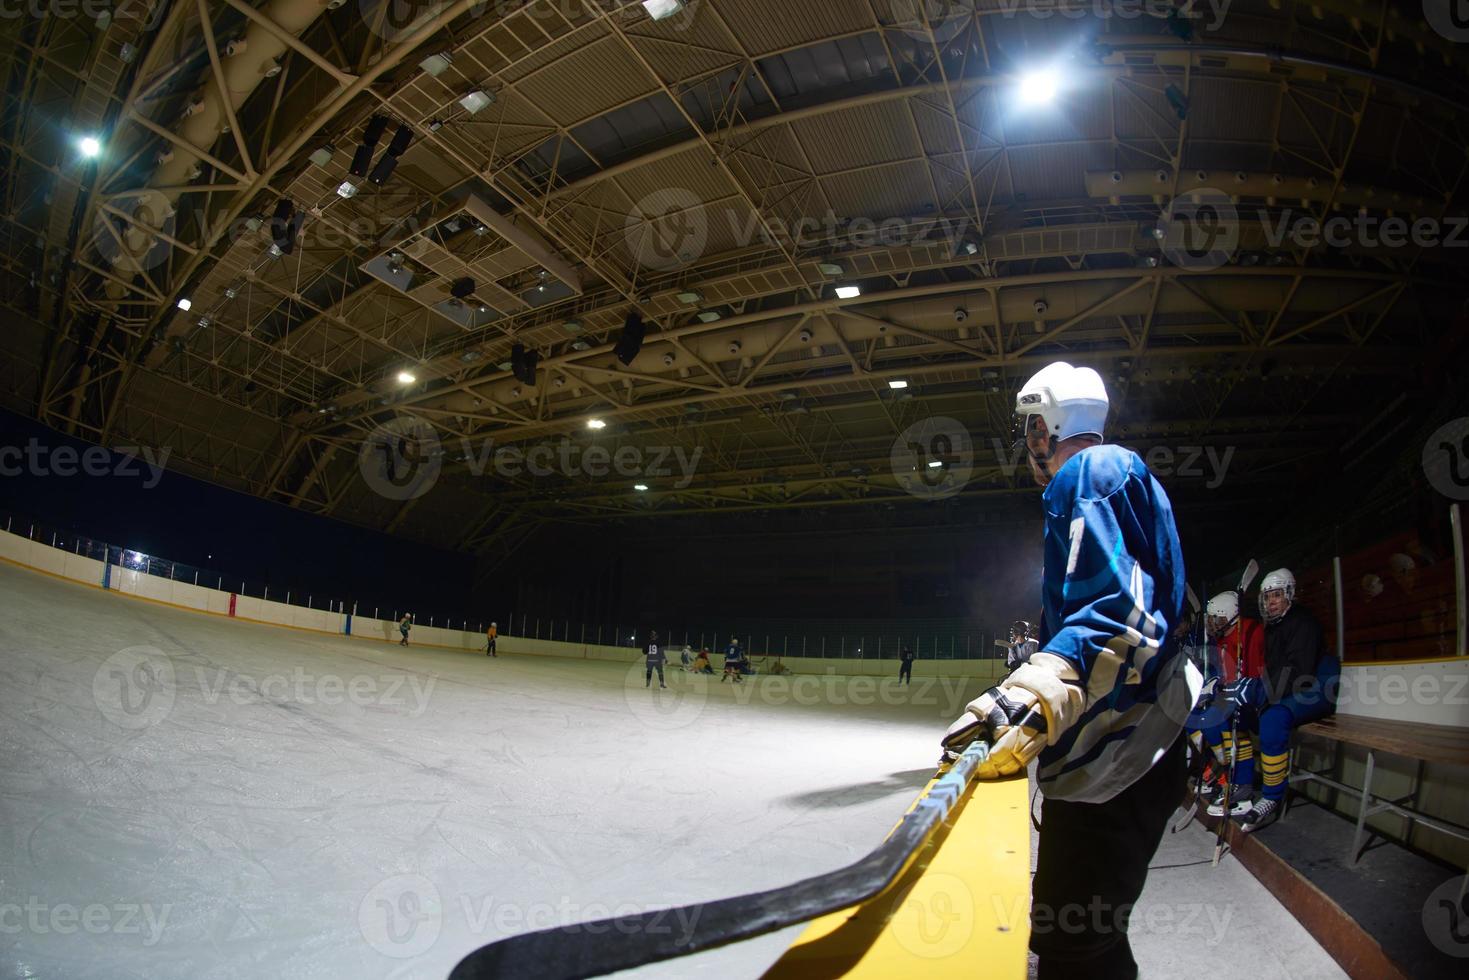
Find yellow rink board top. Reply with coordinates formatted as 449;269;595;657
765;770;1031;978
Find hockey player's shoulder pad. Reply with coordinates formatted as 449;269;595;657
1046;443;1145;507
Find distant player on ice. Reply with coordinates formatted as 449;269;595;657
942;361;1193;979
645;631;667;689
722;636;745;683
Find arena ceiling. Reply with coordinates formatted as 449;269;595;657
2;0;1467;569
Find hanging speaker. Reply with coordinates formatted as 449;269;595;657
614;311;645;366
511;343;539;386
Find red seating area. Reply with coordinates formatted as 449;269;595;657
1292;528;1461;665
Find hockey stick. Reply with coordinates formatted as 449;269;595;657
1213;708;1239;866
1238;558;1260;595
1207;558;1259;863
448;742;991;980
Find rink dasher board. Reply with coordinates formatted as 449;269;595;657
763;761;1031;977
448;743;1031;978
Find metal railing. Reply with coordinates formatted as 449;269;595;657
0;506;1006;659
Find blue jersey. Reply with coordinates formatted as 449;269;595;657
1034;445;1190;803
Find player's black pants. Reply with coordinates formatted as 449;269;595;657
1030;733;1187;980
898;661;912;684
645;665;664;686
486;638;496;656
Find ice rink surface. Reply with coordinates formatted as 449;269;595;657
0;560;1344;979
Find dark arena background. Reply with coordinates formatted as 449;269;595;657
2;2;1468;978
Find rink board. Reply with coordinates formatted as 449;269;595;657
765;769;1031;977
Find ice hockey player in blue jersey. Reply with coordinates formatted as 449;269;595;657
942;361;1193;979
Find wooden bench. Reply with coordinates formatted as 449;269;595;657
1291;714;1469;867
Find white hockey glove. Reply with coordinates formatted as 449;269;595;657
941;653;1087;779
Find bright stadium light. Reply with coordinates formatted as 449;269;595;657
176;297;192;311
642;0;684;20
1017;67;1060;107
587;418;606;430
634;483;649;491
835;285;861;299
927;459;944;469
396;370;416;384
888;379;908;390
77;135;102;159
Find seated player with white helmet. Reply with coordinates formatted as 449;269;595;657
1231;568;1339;832
941;361;1192;977
1183;589;1266;818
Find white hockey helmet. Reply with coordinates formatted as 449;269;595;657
1205;591;1240;634
1259;568;1295;623
1015;362;1109;452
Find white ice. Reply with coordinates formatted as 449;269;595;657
0;561;1343;979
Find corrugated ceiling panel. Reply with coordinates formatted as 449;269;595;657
791;99;917;173
817;160;937;221
513;35;659;123
714;0;875;55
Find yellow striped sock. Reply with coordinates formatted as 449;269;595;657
1261;753;1290;786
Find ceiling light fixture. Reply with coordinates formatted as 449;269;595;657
419;51;454;76
587;418;606;430
1017;66;1061;107
77;135;102;159
459;89;494;114
888;379;908;390
396;370;417;384
641;0;684;20
835;285;861;299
